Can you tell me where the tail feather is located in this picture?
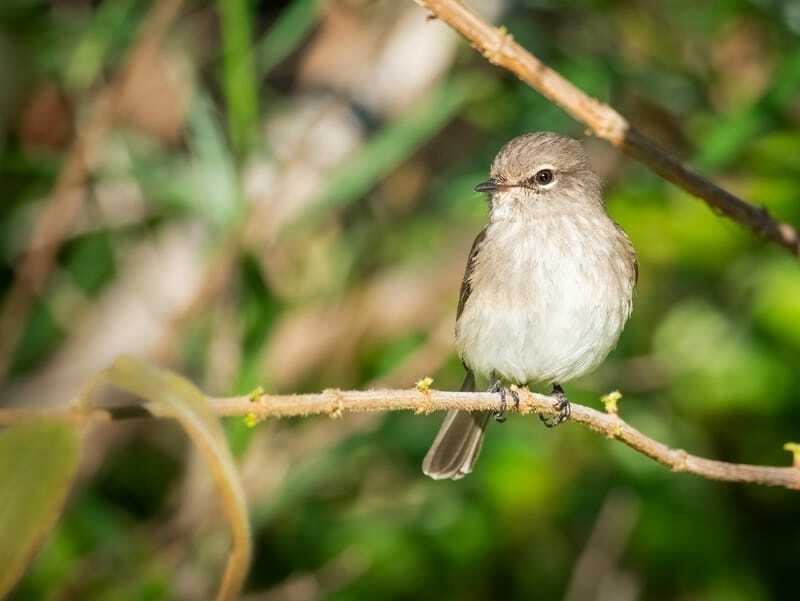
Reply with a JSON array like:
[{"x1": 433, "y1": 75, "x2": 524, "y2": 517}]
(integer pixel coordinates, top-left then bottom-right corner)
[{"x1": 422, "y1": 370, "x2": 490, "y2": 480}]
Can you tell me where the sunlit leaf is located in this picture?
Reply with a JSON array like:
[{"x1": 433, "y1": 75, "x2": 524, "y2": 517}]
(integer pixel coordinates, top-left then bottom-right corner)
[
  {"x1": 751, "y1": 258, "x2": 800, "y2": 349},
  {"x1": 0, "y1": 420, "x2": 80, "y2": 598},
  {"x1": 653, "y1": 299, "x2": 791, "y2": 412}
]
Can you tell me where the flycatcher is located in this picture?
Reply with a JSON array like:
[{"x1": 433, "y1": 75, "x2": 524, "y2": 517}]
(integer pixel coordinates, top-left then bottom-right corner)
[{"x1": 423, "y1": 132, "x2": 637, "y2": 480}]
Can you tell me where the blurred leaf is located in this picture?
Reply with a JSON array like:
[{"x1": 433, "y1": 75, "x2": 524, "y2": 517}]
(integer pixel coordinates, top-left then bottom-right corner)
[
  {"x1": 13, "y1": 490, "x2": 169, "y2": 598},
  {"x1": 0, "y1": 420, "x2": 80, "y2": 598},
  {"x1": 65, "y1": 0, "x2": 141, "y2": 90},
  {"x1": 61, "y1": 231, "x2": 116, "y2": 295},
  {"x1": 125, "y1": 136, "x2": 203, "y2": 217},
  {"x1": 654, "y1": 299, "x2": 791, "y2": 411},
  {"x1": 746, "y1": 132, "x2": 800, "y2": 174},
  {"x1": 10, "y1": 301, "x2": 63, "y2": 376},
  {"x1": 188, "y1": 92, "x2": 244, "y2": 227},
  {"x1": 765, "y1": 47, "x2": 800, "y2": 110},
  {"x1": 360, "y1": 332, "x2": 426, "y2": 383},
  {"x1": 693, "y1": 48, "x2": 800, "y2": 170},
  {"x1": 297, "y1": 77, "x2": 472, "y2": 229},
  {"x1": 751, "y1": 258, "x2": 800, "y2": 349},
  {"x1": 257, "y1": 0, "x2": 322, "y2": 75},
  {"x1": 96, "y1": 356, "x2": 251, "y2": 601},
  {"x1": 694, "y1": 110, "x2": 766, "y2": 169},
  {"x1": 218, "y1": 0, "x2": 259, "y2": 155}
]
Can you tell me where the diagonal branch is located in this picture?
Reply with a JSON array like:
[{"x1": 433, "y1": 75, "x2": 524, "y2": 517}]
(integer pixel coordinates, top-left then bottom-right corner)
[
  {"x1": 2, "y1": 388, "x2": 799, "y2": 490},
  {"x1": 414, "y1": 0, "x2": 800, "y2": 258}
]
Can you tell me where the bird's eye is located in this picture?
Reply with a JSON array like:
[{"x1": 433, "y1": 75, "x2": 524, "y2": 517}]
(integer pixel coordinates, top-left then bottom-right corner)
[{"x1": 534, "y1": 169, "x2": 554, "y2": 185}]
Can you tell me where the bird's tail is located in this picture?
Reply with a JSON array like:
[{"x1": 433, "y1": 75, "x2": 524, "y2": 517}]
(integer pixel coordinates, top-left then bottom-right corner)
[{"x1": 422, "y1": 370, "x2": 490, "y2": 480}]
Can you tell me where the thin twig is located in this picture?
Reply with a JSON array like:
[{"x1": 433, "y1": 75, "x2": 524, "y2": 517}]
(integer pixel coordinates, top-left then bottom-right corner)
[
  {"x1": 563, "y1": 490, "x2": 641, "y2": 601},
  {"x1": 0, "y1": 0, "x2": 185, "y2": 379},
  {"x1": 414, "y1": 0, "x2": 800, "y2": 258},
  {"x1": 3, "y1": 388, "x2": 799, "y2": 490}
]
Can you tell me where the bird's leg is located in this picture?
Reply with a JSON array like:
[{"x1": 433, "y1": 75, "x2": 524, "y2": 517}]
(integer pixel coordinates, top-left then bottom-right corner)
[
  {"x1": 539, "y1": 383, "x2": 571, "y2": 428},
  {"x1": 488, "y1": 378, "x2": 506, "y2": 422},
  {"x1": 489, "y1": 376, "x2": 520, "y2": 423}
]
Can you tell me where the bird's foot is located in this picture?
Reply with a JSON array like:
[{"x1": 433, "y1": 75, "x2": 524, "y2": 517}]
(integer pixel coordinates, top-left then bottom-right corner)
[
  {"x1": 489, "y1": 379, "x2": 520, "y2": 423},
  {"x1": 539, "y1": 383, "x2": 570, "y2": 428}
]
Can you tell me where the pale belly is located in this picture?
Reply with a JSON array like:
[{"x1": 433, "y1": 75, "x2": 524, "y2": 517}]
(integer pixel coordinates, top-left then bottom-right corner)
[{"x1": 455, "y1": 216, "x2": 634, "y2": 385}]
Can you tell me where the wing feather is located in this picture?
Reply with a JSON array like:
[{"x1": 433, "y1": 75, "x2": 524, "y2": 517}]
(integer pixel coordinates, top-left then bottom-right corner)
[{"x1": 456, "y1": 227, "x2": 488, "y2": 321}]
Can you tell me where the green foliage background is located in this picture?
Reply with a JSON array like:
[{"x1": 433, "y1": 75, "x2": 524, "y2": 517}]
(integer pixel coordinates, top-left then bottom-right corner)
[{"x1": 2, "y1": 0, "x2": 800, "y2": 599}]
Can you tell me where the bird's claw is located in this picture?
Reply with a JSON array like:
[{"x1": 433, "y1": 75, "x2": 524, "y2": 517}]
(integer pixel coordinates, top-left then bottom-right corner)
[
  {"x1": 490, "y1": 380, "x2": 519, "y2": 423},
  {"x1": 539, "y1": 384, "x2": 570, "y2": 428}
]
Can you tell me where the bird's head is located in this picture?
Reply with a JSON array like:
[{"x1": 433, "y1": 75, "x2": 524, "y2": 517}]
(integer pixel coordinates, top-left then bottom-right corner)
[{"x1": 475, "y1": 132, "x2": 602, "y2": 221}]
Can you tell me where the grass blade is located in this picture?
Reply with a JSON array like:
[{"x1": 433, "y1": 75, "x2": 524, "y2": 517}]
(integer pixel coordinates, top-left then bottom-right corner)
[
  {"x1": 218, "y1": 0, "x2": 259, "y2": 155},
  {"x1": 257, "y1": 0, "x2": 322, "y2": 75}
]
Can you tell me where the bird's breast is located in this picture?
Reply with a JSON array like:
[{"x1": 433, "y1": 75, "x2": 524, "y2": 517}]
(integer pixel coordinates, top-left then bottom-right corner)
[{"x1": 455, "y1": 213, "x2": 635, "y2": 385}]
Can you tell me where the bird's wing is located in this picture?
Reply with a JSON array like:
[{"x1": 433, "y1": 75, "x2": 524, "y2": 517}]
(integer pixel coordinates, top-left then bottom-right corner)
[
  {"x1": 612, "y1": 219, "x2": 638, "y2": 287},
  {"x1": 456, "y1": 227, "x2": 488, "y2": 321}
]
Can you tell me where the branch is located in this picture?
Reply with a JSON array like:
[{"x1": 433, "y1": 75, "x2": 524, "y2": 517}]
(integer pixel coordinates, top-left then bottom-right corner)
[
  {"x1": 414, "y1": 0, "x2": 800, "y2": 258},
  {"x1": 3, "y1": 388, "x2": 799, "y2": 491}
]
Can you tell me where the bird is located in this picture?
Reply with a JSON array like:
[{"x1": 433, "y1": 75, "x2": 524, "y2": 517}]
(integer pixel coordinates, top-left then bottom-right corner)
[{"x1": 422, "y1": 132, "x2": 637, "y2": 480}]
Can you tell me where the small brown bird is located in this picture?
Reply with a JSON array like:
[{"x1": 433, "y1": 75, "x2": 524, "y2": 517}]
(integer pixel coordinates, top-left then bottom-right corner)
[{"x1": 423, "y1": 132, "x2": 637, "y2": 480}]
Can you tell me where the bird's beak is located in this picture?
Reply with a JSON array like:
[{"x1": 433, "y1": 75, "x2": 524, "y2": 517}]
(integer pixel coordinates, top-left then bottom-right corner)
[{"x1": 474, "y1": 179, "x2": 498, "y2": 193}]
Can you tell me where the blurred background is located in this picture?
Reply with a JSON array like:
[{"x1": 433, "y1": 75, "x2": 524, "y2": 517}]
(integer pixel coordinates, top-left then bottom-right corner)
[{"x1": 2, "y1": 0, "x2": 800, "y2": 599}]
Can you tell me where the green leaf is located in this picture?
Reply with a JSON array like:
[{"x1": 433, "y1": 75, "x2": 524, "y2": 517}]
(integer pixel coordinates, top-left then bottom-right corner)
[
  {"x1": 11, "y1": 301, "x2": 63, "y2": 376},
  {"x1": 257, "y1": 0, "x2": 322, "y2": 75},
  {"x1": 295, "y1": 77, "x2": 473, "y2": 231},
  {"x1": 64, "y1": 0, "x2": 141, "y2": 90},
  {"x1": 187, "y1": 92, "x2": 244, "y2": 227},
  {"x1": 98, "y1": 356, "x2": 251, "y2": 601},
  {"x1": 694, "y1": 110, "x2": 766, "y2": 169},
  {"x1": 62, "y1": 231, "x2": 116, "y2": 295},
  {"x1": 0, "y1": 420, "x2": 80, "y2": 598},
  {"x1": 218, "y1": 0, "x2": 259, "y2": 155}
]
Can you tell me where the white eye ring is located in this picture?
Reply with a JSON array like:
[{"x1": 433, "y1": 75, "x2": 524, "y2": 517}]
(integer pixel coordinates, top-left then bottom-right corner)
[{"x1": 532, "y1": 164, "x2": 556, "y2": 187}]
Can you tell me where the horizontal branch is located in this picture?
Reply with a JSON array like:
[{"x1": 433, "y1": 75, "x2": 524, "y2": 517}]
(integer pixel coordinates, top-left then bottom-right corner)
[
  {"x1": 3, "y1": 388, "x2": 799, "y2": 490},
  {"x1": 415, "y1": 0, "x2": 800, "y2": 258}
]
